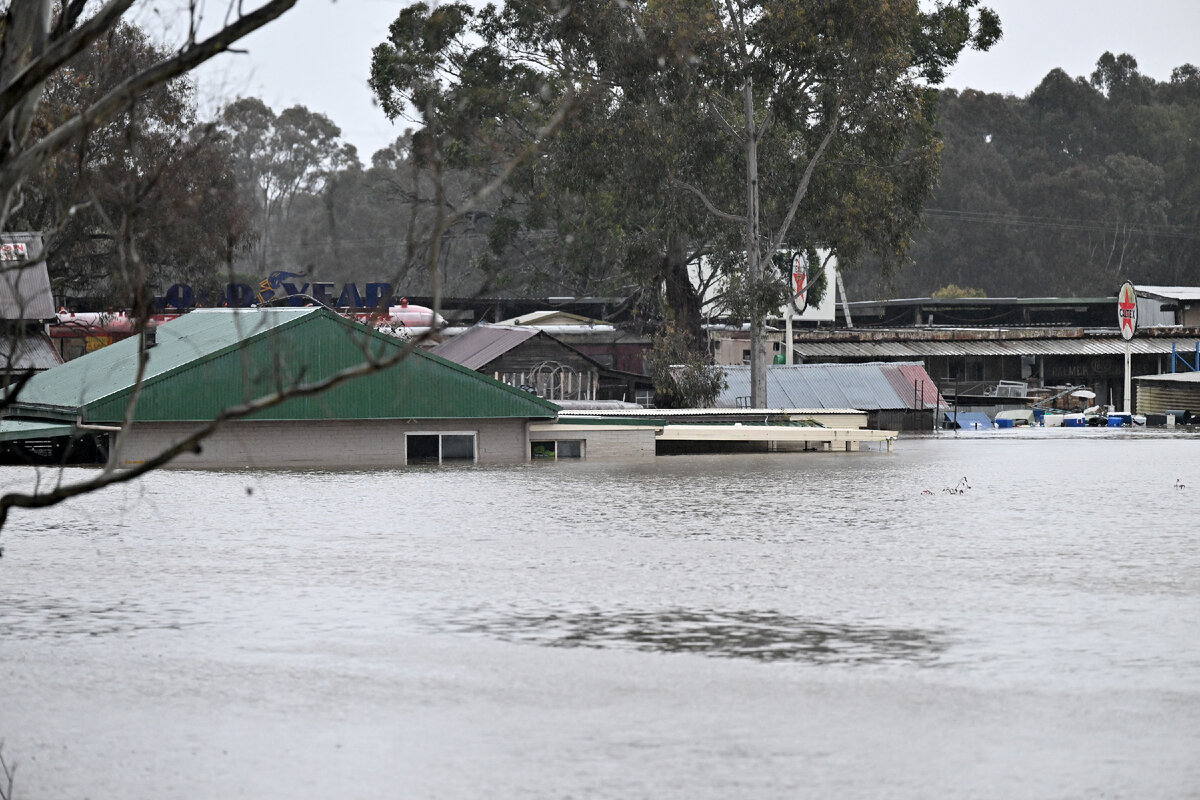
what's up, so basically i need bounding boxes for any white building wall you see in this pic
[114,418,531,469]
[527,424,657,459]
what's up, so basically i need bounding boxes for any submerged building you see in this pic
[2,307,559,468]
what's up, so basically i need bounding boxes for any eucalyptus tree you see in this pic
[8,22,250,303]
[369,1,585,312]
[668,0,1000,405]
[0,0,300,527]
[220,97,360,273]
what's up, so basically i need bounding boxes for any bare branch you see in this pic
[0,0,298,198]
[0,0,137,125]
[672,178,746,225]
[766,110,840,257]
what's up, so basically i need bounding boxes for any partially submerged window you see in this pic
[530,440,583,460]
[405,432,476,464]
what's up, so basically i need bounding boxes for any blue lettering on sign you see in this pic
[365,283,392,310]
[309,282,335,305]
[159,279,397,310]
[337,283,365,308]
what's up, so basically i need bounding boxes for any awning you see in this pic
[0,419,74,442]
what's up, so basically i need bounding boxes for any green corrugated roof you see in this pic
[0,419,73,441]
[10,308,559,423]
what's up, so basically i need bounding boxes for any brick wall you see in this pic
[115,418,530,469]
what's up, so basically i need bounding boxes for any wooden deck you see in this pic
[655,424,897,453]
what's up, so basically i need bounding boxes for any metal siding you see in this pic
[82,310,558,423]
[886,364,947,409]
[0,233,55,320]
[718,364,918,411]
[0,332,62,371]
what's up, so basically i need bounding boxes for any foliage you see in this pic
[849,52,1200,298]
[644,321,726,408]
[219,97,359,273]
[7,23,250,303]
[932,284,987,298]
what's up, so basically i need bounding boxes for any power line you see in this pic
[924,207,1200,242]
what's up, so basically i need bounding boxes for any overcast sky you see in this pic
[191,0,1200,161]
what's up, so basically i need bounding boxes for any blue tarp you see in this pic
[943,411,994,430]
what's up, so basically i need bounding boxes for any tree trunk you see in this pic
[661,232,704,351]
[744,77,767,407]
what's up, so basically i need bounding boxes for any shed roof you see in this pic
[8,307,559,423]
[496,309,608,326]
[1136,286,1200,302]
[793,335,1200,359]
[716,362,946,410]
[0,232,54,320]
[430,324,539,370]
[0,332,62,371]
[1134,371,1200,384]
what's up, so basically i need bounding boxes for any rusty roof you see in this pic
[430,324,541,370]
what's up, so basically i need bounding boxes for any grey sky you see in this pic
[193,0,1200,161]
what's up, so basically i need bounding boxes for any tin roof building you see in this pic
[0,231,62,380]
[4,307,559,468]
[716,362,946,430]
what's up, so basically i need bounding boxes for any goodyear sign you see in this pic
[162,271,394,309]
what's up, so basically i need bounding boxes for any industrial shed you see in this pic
[1134,372,1200,416]
[1,231,63,382]
[432,323,653,404]
[4,307,559,468]
[716,362,946,430]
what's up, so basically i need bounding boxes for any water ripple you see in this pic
[0,595,193,639]
[441,607,948,666]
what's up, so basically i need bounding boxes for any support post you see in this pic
[1124,341,1132,414]
[784,308,793,365]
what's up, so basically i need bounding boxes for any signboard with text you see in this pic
[1118,281,1137,340]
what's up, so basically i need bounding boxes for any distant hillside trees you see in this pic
[848,52,1200,299]
[9,23,251,304]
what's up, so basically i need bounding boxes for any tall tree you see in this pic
[220,97,359,273]
[9,23,250,303]
[668,0,1000,405]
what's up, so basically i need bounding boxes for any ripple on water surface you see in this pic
[440,606,948,666]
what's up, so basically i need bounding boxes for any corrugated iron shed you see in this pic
[0,332,62,371]
[430,324,539,370]
[0,232,54,320]
[716,363,945,411]
[9,308,559,423]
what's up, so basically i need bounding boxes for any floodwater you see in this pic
[1,433,1199,799]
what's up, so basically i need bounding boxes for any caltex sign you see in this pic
[1118,281,1138,340]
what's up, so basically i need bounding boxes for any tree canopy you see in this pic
[849,52,1200,299]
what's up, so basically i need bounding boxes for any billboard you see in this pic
[781,252,837,322]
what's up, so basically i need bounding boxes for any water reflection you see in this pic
[0,595,189,639]
[448,607,947,666]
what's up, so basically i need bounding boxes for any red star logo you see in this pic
[1118,285,1136,336]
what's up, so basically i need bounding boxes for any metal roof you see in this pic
[1136,286,1200,302]
[793,336,1200,359]
[9,308,559,423]
[849,296,1116,307]
[430,324,540,370]
[0,233,54,320]
[0,332,62,371]
[1134,371,1200,383]
[0,419,73,441]
[716,363,946,411]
